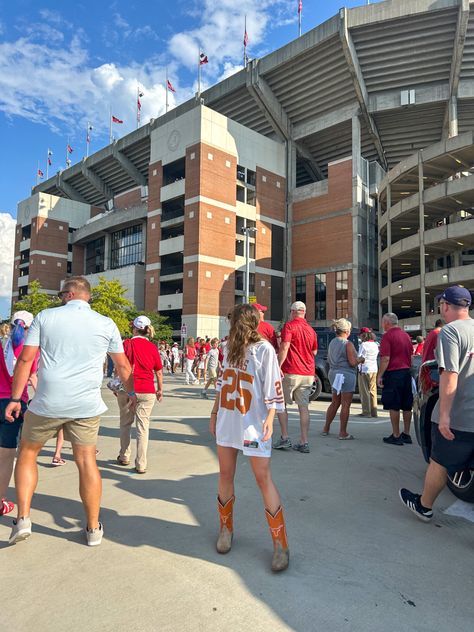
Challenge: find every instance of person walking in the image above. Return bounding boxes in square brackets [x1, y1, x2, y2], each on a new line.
[170, 343, 180, 374]
[5, 277, 135, 546]
[255, 304, 278, 349]
[322, 319, 363, 439]
[377, 313, 414, 446]
[399, 286, 474, 521]
[0, 311, 37, 516]
[422, 319, 443, 362]
[201, 338, 220, 399]
[209, 304, 288, 572]
[185, 337, 198, 385]
[413, 336, 424, 356]
[116, 316, 163, 474]
[358, 331, 379, 417]
[274, 301, 318, 453]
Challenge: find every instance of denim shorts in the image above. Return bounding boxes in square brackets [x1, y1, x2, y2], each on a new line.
[0, 398, 27, 449]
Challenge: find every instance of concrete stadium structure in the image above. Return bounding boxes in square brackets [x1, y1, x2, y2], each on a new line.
[13, 0, 474, 336]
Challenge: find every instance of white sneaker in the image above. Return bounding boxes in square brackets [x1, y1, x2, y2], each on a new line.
[86, 522, 104, 546]
[9, 516, 32, 545]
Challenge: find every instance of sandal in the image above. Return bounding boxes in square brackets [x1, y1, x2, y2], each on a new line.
[117, 456, 130, 466]
[338, 434, 355, 440]
[1, 498, 14, 516]
[135, 468, 146, 474]
[52, 457, 66, 466]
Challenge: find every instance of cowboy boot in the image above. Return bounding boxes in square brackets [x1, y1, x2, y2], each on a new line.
[265, 506, 289, 572]
[216, 496, 234, 554]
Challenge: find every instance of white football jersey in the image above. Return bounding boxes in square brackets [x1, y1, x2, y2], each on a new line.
[216, 340, 284, 457]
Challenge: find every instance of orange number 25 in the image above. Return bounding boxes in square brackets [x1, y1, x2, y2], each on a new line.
[220, 368, 254, 414]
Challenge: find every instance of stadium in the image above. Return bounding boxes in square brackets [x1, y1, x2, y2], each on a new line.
[13, 0, 474, 336]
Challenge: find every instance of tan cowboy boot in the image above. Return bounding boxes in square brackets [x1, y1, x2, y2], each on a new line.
[216, 496, 234, 554]
[265, 506, 290, 572]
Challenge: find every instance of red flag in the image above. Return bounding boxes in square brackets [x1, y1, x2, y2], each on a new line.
[67, 144, 73, 154]
[112, 115, 123, 124]
[38, 168, 44, 177]
[48, 158, 52, 166]
[137, 98, 141, 111]
[298, 0, 302, 14]
[199, 53, 208, 65]
[167, 79, 176, 93]
[244, 29, 248, 47]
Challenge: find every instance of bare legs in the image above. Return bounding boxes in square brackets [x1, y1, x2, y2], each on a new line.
[421, 459, 448, 509]
[277, 411, 289, 440]
[0, 447, 16, 500]
[389, 410, 412, 438]
[323, 392, 354, 438]
[277, 407, 309, 443]
[217, 446, 238, 503]
[52, 429, 64, 463]
[14, 440, 43, 518]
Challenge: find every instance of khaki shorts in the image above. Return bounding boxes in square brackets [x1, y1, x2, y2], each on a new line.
[208, 368, 218, 381]
[282, 374, 314, 407]
[21, 411, 101, 446]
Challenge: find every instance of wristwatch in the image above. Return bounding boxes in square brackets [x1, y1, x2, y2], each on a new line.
[10, 398, 22, 403]
[127, 391, 136, 397]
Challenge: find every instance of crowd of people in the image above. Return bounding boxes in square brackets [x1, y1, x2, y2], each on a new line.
[0, 276, 472, 573]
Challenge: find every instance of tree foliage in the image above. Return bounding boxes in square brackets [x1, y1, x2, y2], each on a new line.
[90, 277, 134, 336]
[126, 308, 173, 343]
[13, 280, 60, 316]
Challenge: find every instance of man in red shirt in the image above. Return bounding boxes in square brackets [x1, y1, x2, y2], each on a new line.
[422, 319, 443, 362]
[275, 301, 318, 453]
[377, 313, 414, 446]
[255, 303, 278, 350]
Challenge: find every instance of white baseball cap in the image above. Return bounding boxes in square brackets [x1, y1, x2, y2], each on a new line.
[290, 301, 306, 312]
[133, 315, 151, 329]
[11, 310, 34, 327]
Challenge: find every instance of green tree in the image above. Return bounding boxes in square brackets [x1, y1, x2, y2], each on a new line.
[90, 277, 134, 336]
[13, 280, 61, 316]
[126, 308, 173, 343]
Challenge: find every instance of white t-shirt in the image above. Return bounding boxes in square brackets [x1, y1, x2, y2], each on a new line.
[25, 300, 124, 418]
[358, 340, 379, 374]
[171, 347, 180, 361]
[216, 340, 284, 458]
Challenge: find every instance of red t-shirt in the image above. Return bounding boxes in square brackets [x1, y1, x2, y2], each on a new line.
[186, 345, 196, 360]
[379, 327, 413, 371]
[413, 342, 424, 356]
[204, 343, 211, 353]
[0, 343, 39, 402]
[123, 337, 162, 394]
[422, 328, 441, 362]
[258, 321, 278, 350]
[280, 318, 318, 376]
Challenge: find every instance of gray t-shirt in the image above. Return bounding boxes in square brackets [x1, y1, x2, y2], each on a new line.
[328, 337, 356, 376]
[432, 318, 474, 432]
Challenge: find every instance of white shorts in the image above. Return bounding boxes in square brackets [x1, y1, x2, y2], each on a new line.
[216, 415, 271, 458]
[198, 361, 205, 370]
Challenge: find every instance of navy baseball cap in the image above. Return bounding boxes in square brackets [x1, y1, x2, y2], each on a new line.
[436, 286, 472, 307]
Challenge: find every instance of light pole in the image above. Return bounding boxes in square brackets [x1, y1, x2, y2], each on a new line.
[242, 226, 257, 303]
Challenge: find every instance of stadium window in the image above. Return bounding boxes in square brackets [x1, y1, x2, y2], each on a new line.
[336, 270, 349, 318]
[110, 225, 143, 270]
[295, 276, 306, 304]
[315, 274, 327, 321]
[85, 237, 105, 274]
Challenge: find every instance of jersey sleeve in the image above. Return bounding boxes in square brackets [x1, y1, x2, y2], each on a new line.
[261, 344, 285, 412]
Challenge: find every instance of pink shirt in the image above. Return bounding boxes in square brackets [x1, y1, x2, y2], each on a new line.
[0, 342, 39, 402]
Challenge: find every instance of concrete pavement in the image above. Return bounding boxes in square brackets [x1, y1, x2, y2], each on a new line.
[2, 373, 473, 632]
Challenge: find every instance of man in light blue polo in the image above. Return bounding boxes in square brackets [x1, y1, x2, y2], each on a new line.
[5, 277, 136, 546]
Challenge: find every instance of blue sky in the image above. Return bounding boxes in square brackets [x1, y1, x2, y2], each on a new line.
[0, 0, 381, 316]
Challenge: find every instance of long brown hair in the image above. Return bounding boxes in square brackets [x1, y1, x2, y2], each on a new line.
[226, 304, 262, 367]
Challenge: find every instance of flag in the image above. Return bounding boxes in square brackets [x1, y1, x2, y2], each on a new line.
[199, 52, 208, 65]
[112, 115, 123, 124]
[86, 124, 93, 144]
[48, 149, 53, 166]
[66, 158, 71, 167]
[244, 29, 248, 47]
[167, 79, 176, 93]
[298, 0, 302, 14]
[48, 157, 52, 166]
[137, 91, 144, 110]
[38, 168, 44, 178]
[67, 144, 73, 154]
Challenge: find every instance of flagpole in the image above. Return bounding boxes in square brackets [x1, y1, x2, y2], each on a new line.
[298, 1, 302, 37]
[166, 68, 169, 113]
[66, 137, 69, 169]
[244, 15, 247, 68]
[37, 160, 40, 185]
[198, 50, 201, 98]
[109, 105, 113, 144]
[136, 85, 139, 129]
[46, 149, 49, 180]
[86, 122, 90, 158]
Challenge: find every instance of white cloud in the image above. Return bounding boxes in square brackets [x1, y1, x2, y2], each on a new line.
[0, 213, 16, 301]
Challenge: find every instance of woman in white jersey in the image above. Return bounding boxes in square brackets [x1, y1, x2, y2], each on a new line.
[209, 304, 289, 572]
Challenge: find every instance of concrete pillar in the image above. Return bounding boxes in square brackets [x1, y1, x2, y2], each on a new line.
[448, 96, 458, 139]
[104, 233, 111, 271]
[352, 114, 362, 326]
[285, 140, 296, 314]
[418, 154, 427, 336]
[386, 184, 393, 313]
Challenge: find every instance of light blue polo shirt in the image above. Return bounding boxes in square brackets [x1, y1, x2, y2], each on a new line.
[25, 300, 124, 418]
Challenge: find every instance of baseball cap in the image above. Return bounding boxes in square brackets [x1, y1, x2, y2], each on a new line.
[254, 303, 267, 312]
[290, 301, 306, 312]
[172, 342, 178, 346]
[133, 315, 152, 329]
[360, 327, 371, 333]
[11, 310, 34, 327]
[436, 286, 472, 307]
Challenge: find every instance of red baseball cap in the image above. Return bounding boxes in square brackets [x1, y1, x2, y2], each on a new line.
[254, 304, 267, 312]
[360, 327, 371, 333]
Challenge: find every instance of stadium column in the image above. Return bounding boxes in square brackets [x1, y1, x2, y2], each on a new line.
[449, 96, 459, 138]
[386, 184, 393, 314]
[286, 140, 296, 315]
[351, 114, 363, 326]
[418, 154, 427, 337]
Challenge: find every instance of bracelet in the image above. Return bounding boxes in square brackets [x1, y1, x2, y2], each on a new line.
[210, 412, 218, 416]
[127, 391, 136, 397]
[10, 398, 21, 403]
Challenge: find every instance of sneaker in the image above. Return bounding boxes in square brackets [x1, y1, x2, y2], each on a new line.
[86, 522, 104, 547]
[9, 516, 32, 545]
[273, 436, 292, 450]
[383, 434, 404, 446]
[200, 390, 208, 399]
[1, 498, 14, 516]
[293, 442, 310, 453]
[400, 432, 413, 444]
[399, 489, 433, 522]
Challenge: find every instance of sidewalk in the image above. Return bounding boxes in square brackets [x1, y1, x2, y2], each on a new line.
[2, 374, 472, 632]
